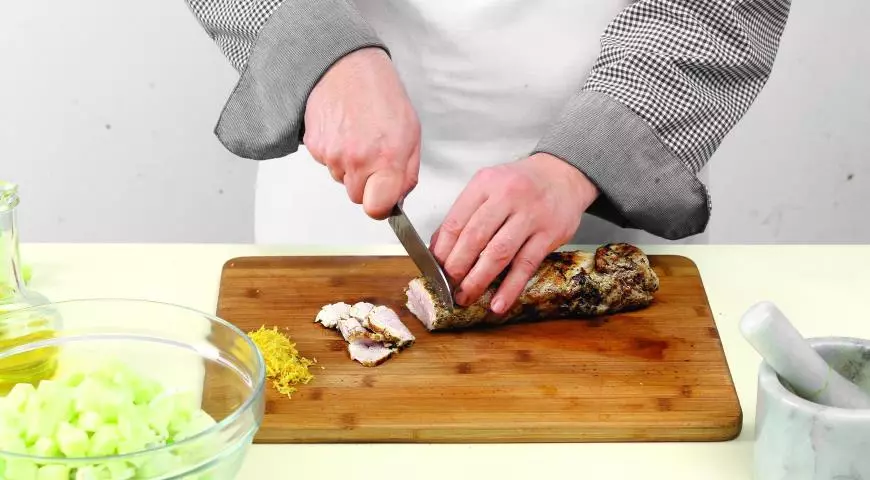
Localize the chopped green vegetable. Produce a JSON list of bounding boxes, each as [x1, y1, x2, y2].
[[0, 360, 220, 479]]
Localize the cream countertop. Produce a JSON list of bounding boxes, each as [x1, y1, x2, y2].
[[16, 243, 870, 479]]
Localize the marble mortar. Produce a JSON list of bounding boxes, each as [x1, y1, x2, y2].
[[755, 336, 870, 479]]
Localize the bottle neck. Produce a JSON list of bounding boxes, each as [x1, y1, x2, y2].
[[0, 183, 25, 300]]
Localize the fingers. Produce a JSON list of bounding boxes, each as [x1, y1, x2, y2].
[[454, 213, 531, 306], [362, 168, 404, 219], [489, 233, 553, 314], [430, 187, 488, 266], [329, 166, 345, 184], [403, 143, 421, 195], [429, 227, 442, 253], [443, 198, 512, 299]]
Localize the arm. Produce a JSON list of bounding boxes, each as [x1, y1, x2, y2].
[[533, 0, 793, 240], [181, 0, 389, 160]]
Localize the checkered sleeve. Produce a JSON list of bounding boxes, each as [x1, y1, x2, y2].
[[184, 0, 284, 72], [534, 0, 793, 240], [182, 0, 388, 159]]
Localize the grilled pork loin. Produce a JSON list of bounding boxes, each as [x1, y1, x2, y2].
[[314, 301, 414, 367], [405, 243, 659, 331]]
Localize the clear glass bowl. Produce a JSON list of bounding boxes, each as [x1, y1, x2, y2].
[[0, 298, 266, 479]]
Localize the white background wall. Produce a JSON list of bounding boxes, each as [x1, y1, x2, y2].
[[1, 0, 868, 244]]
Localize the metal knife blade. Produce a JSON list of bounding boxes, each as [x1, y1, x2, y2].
[[387, 201, 454, 307]]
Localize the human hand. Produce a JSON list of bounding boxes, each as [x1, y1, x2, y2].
[[430, 153, 600, 314], [303, 47, 421, 219]]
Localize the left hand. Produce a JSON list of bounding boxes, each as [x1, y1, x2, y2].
[[429, 153, 600, 314]]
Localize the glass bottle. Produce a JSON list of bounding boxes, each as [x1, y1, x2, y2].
[[0, 180, 59, 390]]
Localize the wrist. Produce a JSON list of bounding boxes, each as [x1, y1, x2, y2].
[[308, 46, 391, 109], [528, 152, 600, 209]]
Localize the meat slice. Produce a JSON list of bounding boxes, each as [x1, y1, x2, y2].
[[314, 302, 351, 329], [349, 302, 375, 321], [336, 315, 385, 343], [347, 338, 396, 367], [405, 243, 660, 331], [363, 305, 415, 348], [317, 300, 413, 367]]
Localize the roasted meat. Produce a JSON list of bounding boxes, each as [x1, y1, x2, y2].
[[347, 337, 396, 367], [314, 302, 351, 329], [349, 301, 375, 321], [405, 243, 659, 331], [314, 301, 414, 367], [363, 305, 416, 348], [337, 315, 385, 343]]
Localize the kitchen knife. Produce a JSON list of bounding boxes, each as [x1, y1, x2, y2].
[[387, 200, 455, 307]]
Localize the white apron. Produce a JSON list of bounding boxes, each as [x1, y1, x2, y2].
[[254, 0, 710, 246]]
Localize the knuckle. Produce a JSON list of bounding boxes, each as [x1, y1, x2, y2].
[[463, 225, 488, 249], [322, 149, 341, 168], [474, 167, 498, 183], [342, 148, 369, 171], [440, 217, 465, 237], [445, 262, 466, 282], [484, 241, 513, 264], [503, 171, 533, 196], [377, 142, 401, 162], [514, 255, 539, 275]]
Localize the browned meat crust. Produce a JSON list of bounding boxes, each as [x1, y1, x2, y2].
[[405, 243, 659, 331]]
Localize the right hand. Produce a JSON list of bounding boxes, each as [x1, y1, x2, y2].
[[303, 47, 421, 220]]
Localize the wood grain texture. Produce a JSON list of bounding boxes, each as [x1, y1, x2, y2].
[[215, 254, 742, 443]]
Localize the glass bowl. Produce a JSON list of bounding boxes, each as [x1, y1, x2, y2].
[[0, 298, 265, 479]]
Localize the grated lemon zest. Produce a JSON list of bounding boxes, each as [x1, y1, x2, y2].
[[247, 325, 316, 399]]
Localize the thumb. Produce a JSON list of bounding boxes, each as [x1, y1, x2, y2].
[[362, 168, 404, 220]]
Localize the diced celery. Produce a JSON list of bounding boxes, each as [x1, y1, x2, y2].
[[72, 465, 105, 480], [5, 383, 36, 412], [24, 399, 58, 442], [56, 422, 89, 458], [137, 451, 183, 478], [87, 425, 119, 457], [0, 359, 222, 478], [104, 461, 136, 480], [29, 437, 60, 457], [1, 435, 27, 454], [5, 459, 38, 480], [174, 410, 217, 442], [76, 411, 102, 433], [35, 464, 69, 480]]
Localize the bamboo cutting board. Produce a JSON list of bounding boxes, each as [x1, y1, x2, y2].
[[214, 253, 741, 443]]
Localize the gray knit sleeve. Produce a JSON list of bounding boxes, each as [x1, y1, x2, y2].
[[182, 0, 388, 160], [534, 0, 793, 240]]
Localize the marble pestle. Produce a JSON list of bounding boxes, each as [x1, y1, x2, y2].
[[739, 301, 870, 409]]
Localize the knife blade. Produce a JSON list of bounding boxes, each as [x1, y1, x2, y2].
[[387, 200, 454, 307]]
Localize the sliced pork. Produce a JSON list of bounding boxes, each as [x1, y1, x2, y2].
[[363, 305, 415, 348], [336, 315, 385, 343], [316, 300, 415, 367], [314, 302, 351, 329], [405, 243, 660, 331], [347, 338, 396, 367], [349, 301, 375, 321]]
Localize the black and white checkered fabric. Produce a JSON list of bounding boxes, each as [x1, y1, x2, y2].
[[583, 0, 792, 173], [185, 0, 286, 71], [184, 0, 791, 176]]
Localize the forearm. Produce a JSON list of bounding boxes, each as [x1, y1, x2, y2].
[[182, 0, 388, 159], [535, 0, 793, 240]]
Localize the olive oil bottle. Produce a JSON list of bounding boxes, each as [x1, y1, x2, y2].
[[0, 181, 59, 394]]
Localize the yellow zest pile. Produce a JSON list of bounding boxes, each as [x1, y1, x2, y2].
[[247, 326, 316, 399]]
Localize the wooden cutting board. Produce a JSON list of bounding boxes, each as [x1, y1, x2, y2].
[[214, 254, 741, 443]]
